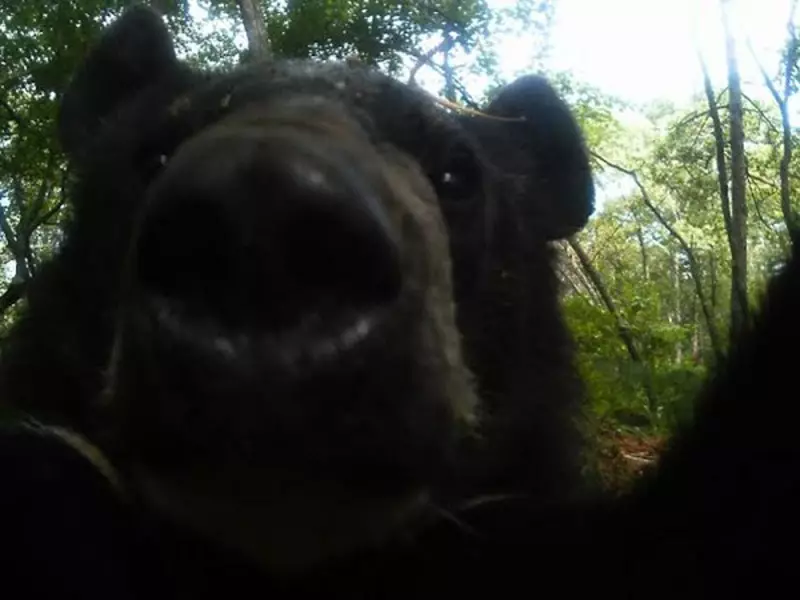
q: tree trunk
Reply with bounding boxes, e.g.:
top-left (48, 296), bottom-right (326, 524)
top-left (236, 0), bottom-right (271, 61)
top-left (567, 238), bottom-right (658, 415)
top-left (707, 254), bottom-right (717, 314)
top-left (722, 0), bottom-right (749, 340)
top-left (692, 322), bottom-right (702, 365)
top-left (0, 280), bottom-right (27, 320)
top-left (776, 71), bottom-right (796, 233)
top-left (750, 0), bottom-right (798, 232)
top-left (699, 56), bottom-right (734, 260)
top-left (442, 36), bottom-right (456, 102)
top-left (673, 251), bottom-right (683, 364)
top-left (635, 226), bottom-right (649, 280)
top-left (690, 291), bottom-right (702, 365)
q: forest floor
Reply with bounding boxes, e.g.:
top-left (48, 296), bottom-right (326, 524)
top-left (591, 423), bottom-right (666, 492)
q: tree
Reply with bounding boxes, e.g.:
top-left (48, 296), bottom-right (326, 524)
top-left (750, 0), bottom-right (799, 233)
top-left (722, 0), bottom-right (750, 339)
top-left (567, 237), bottom-right (657, 416)
top-left (236, 0), bottom-right (271, 60)
top-left (0, 1), bottom-right (193, 325)
top-left (593, 153), bottom-right (725, 364)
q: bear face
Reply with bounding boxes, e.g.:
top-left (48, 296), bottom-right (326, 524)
top-left (0, 6), bottom-right (594, 571)
top-left (9, 8), bottom-right (800, 599)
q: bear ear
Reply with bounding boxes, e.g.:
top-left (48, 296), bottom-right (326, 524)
top-left (58, 6), bottom-right (178, 158)
top-left (461, 75), bottom-right (595, 240)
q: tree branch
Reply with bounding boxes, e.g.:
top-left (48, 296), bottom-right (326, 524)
top-left (746, 5), bottom-right (797, 232)
top-left (403, 50), bottom-right (480, 109)
top-left (408, 34), bottom-right (455, 86)
top-left (740, 93), bottom-right (781, 135)
top-left (0, 97), bottom-right (25, 130)
top-left (698, 51), bottom-right (734, 252)
top-left (591, 151), bottom-right (725, 363)
top-left (0, 280), bottom-right (27, 319)
top-left (0, 196), bottom-right (19, 252)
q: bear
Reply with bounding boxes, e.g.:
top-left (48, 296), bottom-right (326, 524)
top-left (0, 2), bottom-right (593, 578)
top-left (3, 5), bottom-right (800, 600)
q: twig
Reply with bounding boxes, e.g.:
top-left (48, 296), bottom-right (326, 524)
top-left (407, 35), bottom-right (455, 86)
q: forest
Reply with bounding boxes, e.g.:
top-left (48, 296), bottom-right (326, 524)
top-left (0, 0), bottom-right (796, 491)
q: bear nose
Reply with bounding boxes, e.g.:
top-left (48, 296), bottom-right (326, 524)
top-left (133, 128), bottom-right (403, 332)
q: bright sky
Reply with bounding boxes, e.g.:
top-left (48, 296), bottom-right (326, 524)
top-left (189, 1), bottom-right (796, 108)
top-left (503, 0), bottom-right (796, 108)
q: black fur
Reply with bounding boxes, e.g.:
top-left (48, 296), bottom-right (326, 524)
top-left (2, 6), bottom-right (798, 598)
top-left (0, 6), bottom-right (590, 505)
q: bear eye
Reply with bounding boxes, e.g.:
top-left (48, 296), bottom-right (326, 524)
top-left (140, 152), bottom-right (171, 180)
top-left (435, 145), bottom-right (483, 203)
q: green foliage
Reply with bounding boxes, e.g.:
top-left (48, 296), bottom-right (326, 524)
top-left (562, 66), bottom-right (800, 445)
top-left (566, 285), bottom-right (706, 435)
top-left (204, 0), bottom-right (492, 74)
top-left (564, 295), bottom-right (645, 419)
top-left (0, 1), bottom-right (123, 277)
top-left (0, 1), bottom-right (198, 278)
top-left (547, 72), bottom-right (627, 152)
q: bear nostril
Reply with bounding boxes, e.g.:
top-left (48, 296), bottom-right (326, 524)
top-left (280, 199), bottom-right (402, 308)
top-left (134, 195), bottom-right (238, 305)
top-left (132, 131), bottom-right (403, 332)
